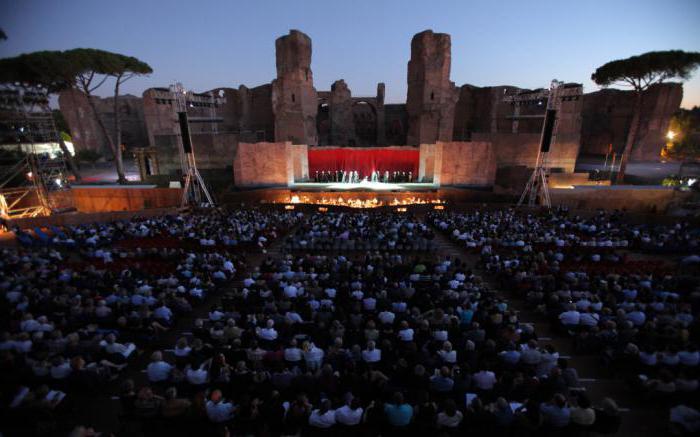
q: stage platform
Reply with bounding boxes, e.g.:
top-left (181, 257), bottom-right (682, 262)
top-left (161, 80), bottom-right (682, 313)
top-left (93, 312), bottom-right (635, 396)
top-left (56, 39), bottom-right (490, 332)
top-left (291, 181), bottom-right (438, 192)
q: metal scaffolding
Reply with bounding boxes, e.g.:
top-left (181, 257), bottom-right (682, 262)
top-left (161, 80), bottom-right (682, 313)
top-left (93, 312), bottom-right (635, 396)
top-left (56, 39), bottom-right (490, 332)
top-left (503, 80), bottom-right (583, 208)
top-left (0, 83), bottom-right (72, 219)
top-left (168, 82), bottom-right (221, 208)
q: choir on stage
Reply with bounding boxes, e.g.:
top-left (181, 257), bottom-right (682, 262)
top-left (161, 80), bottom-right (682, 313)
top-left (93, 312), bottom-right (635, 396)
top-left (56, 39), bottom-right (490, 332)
top-left (313, 170), bottom-right (413, 183)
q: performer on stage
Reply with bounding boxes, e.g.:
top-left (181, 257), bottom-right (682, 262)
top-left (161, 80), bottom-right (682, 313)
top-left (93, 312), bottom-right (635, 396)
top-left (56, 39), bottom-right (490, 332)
top-left (384, 170), bottom-right (389, 183)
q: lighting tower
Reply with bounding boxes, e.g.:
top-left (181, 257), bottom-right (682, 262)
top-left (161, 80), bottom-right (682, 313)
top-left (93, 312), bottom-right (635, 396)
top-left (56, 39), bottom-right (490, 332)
top-left (169, 83), bottom-right (216, 208)
top-left (504, 80), bottom-right (582, 208)
top-left (0, 83), bottom-right (71, 218)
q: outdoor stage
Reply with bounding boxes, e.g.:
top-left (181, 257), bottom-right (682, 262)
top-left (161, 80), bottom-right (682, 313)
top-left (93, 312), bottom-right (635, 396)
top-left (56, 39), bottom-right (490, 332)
top-left (290, 180), bottom-right (438, 192)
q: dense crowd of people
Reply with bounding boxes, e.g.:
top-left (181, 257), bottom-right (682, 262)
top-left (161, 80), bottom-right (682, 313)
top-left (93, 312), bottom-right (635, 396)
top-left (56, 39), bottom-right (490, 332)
top-left (0, 209), bottom-right (298, 435)
top-left (285, 212), bottom-right (435, 252)
top-left (432, 207), bottom-right (700, 434)
top-left (0, 206), bottom-right (697, 435)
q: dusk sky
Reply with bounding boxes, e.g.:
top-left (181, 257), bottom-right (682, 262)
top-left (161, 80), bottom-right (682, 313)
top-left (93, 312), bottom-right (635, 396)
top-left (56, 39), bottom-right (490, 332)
top-left (2, 0), bottom-right (700, 108)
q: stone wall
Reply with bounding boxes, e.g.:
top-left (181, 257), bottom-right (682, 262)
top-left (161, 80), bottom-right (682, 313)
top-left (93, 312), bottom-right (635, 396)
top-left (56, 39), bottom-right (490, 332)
top-left (580, 82), bottom-right (682, 160)
top-left (289, 144), bottom-right (309, 182)
top-left (406, 30), bottom-right (458, 146)
top-left (455, 83), bottom-right (582, 173)
top-left (210, 85), bottom-right (275, 142)
top-left (271, 30), bottom-right (318, 145)
top-left (59, 90), bottom-right (148, 156)
top-left (328, 80), bottom-right (356, 145)
top-left (233, 141), bottom-right (297, 187)
top-left (71, 187), bottom-right (182, 212)
top-left (434, 141), bottom-right (496, 186)
top-left (142, 87), bottom-right (238, 175)
top-left (418, 143), bottom-right (437, 182)
top-left (384, 104), bottom-right (408, 145)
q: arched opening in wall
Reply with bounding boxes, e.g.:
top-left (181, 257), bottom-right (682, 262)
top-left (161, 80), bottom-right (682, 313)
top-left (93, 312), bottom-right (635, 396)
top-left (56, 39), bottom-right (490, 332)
top-left (352, 100), bottom-right (377, 146)
top-left (317, 102), bottom-right (330, 146)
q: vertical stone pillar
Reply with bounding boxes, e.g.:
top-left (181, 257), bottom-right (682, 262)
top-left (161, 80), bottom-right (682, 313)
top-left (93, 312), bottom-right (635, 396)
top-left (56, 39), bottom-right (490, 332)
top-left (376, 83), bottom-right (386, 145)
top-left (406, 30), bottom-right (458, 146)
top-left (329, 80), bottom-right (356, 145)
top-left (271, 30), bottom-right (318, 145)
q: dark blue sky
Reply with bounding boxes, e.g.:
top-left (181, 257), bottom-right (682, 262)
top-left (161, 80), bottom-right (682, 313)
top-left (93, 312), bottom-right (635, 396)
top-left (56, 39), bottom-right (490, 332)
top-left (2, 0), bottom-right (699, 107)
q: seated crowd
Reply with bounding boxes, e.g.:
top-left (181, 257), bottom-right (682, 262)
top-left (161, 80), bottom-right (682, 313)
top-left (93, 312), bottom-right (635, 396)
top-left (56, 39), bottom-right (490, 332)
top-left (0, 209), bottom-right (298, 435)
top-left (286, 212), bottom-right (436, 252)
top-left (432, 207), bottom-right (700, 433)
top-left (4, 206), bottom-right (695, 435)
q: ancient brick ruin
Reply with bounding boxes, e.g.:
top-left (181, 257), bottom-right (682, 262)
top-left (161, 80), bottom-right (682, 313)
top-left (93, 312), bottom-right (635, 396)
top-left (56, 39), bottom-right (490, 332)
top-left (59, 28), bottom-right (683, 180)
top-left (406, 30), bottom-right (459, 146)
top-left (59, 89), bottom-right (148, 157)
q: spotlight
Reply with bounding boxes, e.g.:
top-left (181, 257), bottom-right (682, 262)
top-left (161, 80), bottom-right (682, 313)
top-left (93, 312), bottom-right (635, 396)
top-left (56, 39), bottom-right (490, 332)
top-left (284, 205), bottom-right (295, 210)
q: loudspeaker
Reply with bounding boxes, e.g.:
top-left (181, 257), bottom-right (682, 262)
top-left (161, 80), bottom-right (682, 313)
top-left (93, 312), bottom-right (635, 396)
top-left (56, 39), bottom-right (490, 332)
top-left (178, 112), bottom-right (192, 154)
top-left (540, 109), bottom-right (556, 152)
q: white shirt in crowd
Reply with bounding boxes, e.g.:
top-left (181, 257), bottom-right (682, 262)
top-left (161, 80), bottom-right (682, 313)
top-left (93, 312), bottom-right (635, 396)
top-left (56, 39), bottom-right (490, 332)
top-left (187, 367), bottom-right (208, 385)
top-left (147, 360), bottom-right (173, 382)
top-left (398, 328), bottom-right (415, 341)
top-left (206, 400), bottom-right (235, 423)
top-left (473, 370), bottom-right (496, 390)
top-left (362, 347), bottom-right (382, 363)
top-left (335, 405), bottom-right (363, 425)
top-left (309, 409), bottom-right (336, 428)
top-left (559, 310), bottom-right (581, 326)
top-left (284, 347), bottom-right (303, 362)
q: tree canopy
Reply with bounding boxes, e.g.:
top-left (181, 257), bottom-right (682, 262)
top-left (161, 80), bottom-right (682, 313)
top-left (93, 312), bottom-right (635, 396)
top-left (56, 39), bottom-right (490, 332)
top-left (0, 49), bottom-right (152, 92)
top-left (592, 50), bottom-right (700, 90)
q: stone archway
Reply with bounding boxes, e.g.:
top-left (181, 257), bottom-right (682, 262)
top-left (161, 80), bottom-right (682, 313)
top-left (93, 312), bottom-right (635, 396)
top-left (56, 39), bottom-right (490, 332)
top-left (317, 101), bottom-right (330, 145)
top-left (352, 100), bottom-right (377, 146)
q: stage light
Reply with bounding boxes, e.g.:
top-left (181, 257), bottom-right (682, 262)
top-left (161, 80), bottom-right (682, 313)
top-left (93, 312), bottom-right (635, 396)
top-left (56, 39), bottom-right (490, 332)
top-left (666, 130), bottom-right (676, 141)
top-left (26, 172), bottom-right (33, 179)
top-left (433, 205), bottom-right (445, 210)
top-left (55, 178), bottom-right (62, 187)
top-left (318, 207), bottom-right (328, 212)
top-left (284, 205), bottom-right (295, 210)
top-left (396, 207), bottom-right (407, 212)
top-left (290, 195), bottom-right (300, 204)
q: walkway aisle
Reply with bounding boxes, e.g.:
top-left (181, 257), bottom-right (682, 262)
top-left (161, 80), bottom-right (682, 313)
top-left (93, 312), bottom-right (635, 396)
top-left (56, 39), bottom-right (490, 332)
top-left (430, 229), bottom-right (665, 437)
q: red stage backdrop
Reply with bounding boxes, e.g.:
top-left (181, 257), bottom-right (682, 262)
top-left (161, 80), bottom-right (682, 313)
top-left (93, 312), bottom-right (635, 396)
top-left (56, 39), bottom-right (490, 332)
top-left (308, 147), bottom-right (419, 178)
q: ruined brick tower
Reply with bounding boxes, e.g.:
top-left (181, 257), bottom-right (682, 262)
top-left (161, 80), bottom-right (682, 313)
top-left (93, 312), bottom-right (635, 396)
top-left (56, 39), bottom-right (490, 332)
top-left (271, 30), bottom-right (318, 145)
top-left (406, 30), bottom-right (458, 146)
